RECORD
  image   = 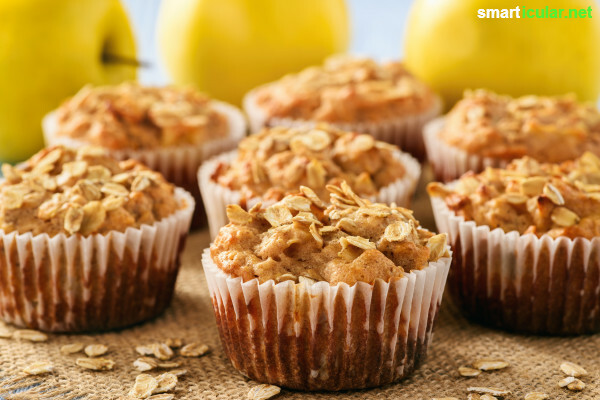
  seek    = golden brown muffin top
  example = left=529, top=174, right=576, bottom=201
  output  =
left=428, top=152, right=600, bottom=239
left=439, top=89, right=600, bottom=162
left=0, top=146, right=180, bottom=237
left=53, top=82, right=229, bottom=150
left=212, top=125, right=406, bottom=202
left=211, top=183, right=448, bottom=285
left=252, top=55, right=437, bottom=123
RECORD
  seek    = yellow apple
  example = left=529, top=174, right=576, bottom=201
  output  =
left=157, top=0, right=349, bottom=105
left=405, top=0, right=600, bottom=108
left=0, top=0, right=136, bottom=163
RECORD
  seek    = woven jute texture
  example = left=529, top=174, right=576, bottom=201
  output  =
left=0, top=169, right=599, bottom=399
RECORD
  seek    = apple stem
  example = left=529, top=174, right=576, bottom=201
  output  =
left=102, top=53, right=150, bottom=68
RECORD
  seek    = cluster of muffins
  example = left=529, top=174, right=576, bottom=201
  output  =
left=0, top=81, right=248, bottom=332
left=199, top=124, right=421, bottom=237
left=5, top=51, right=598, bottom=393
left=43, top=82, right=247, bottom=227
left=199, top=56, right=453, bottom=391
left=0, top=54, right=452, bottom=392
left=422, top=88, right=600, bottom=336
left=29, top=56, right=450, bottom=390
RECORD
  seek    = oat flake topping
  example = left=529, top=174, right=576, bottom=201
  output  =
left=211, top=182, right=448, bottom=285
left=253, top=55, right=437, bottom=123
left=439, top=89, right=600, bottom=162
left=53, top=82, right=229, bottom=149
left=213, top=124, right=406, bottom=202
left=0, top=146, right=179, bottom=237
left=428, top=152, right=600, bottom=239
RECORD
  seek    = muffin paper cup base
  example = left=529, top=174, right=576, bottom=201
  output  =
left=202, top=248, right=451, bottom=390
left=0, top=189, right=194, bottom=333
left=423, top=118, right=510, bottom=182
left=243, top=90, right=442, bottom=161
left=198, top=150, right=421, bottom=239
left=430, top=195, right=600, bottom=335
left=43, top=101, right=247, bottom=228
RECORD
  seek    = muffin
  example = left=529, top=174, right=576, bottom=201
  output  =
left=424, top=89, right=600, bottom=182
left=243, top=55, right=442, bottom=160
left=42, top=82, right=246, bottom=227
left=198, top=125, right=421, bottom=238
left=0, top=146, right=194, bottom=332
left=203, top=182, right=451, bottom=390
left=428, top=152, right=600, bottom=334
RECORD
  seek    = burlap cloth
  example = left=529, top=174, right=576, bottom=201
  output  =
left=1, top=168, right=599, bottom=400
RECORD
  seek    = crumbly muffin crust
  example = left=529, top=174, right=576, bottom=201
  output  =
left=428, top=152, right=600, bottom=239
left=52, top=82, right=229, bottom=149
left=0, top=146, right=180, bottom=237
left=211, top=183, right=448, bottom=285
left=439, top=89, right=600, bottom=162
left=212, top=125, right=406, bottom=202
left=252, top=55, right=437, bottom=123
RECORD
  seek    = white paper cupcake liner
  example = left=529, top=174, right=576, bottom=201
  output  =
left=0, top=188, right=194, bottom=333
left=43, top=101, right=247, bottom=227
left=243, top=88, right=442, bottom=161
left=202, top=246, right=451, bottom=390
left=423, top=117, right=511, bottom=182
left=430, top=194, right=600, bottom=335
left=198, top=150, right=421, bottom=239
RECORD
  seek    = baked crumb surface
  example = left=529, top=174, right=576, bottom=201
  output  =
left=0, top=146, right=179, bottom=237
left=213, top=125, right=406, bottom=202
left=428, top=152, right=600, bottom=239
left=53, top=83, right=229, bottom=149
left=211, top=183, right=448, bottom=285
left=253, top=55, right=437, bottom=123
left=439, top=89, right=600, bottom=162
